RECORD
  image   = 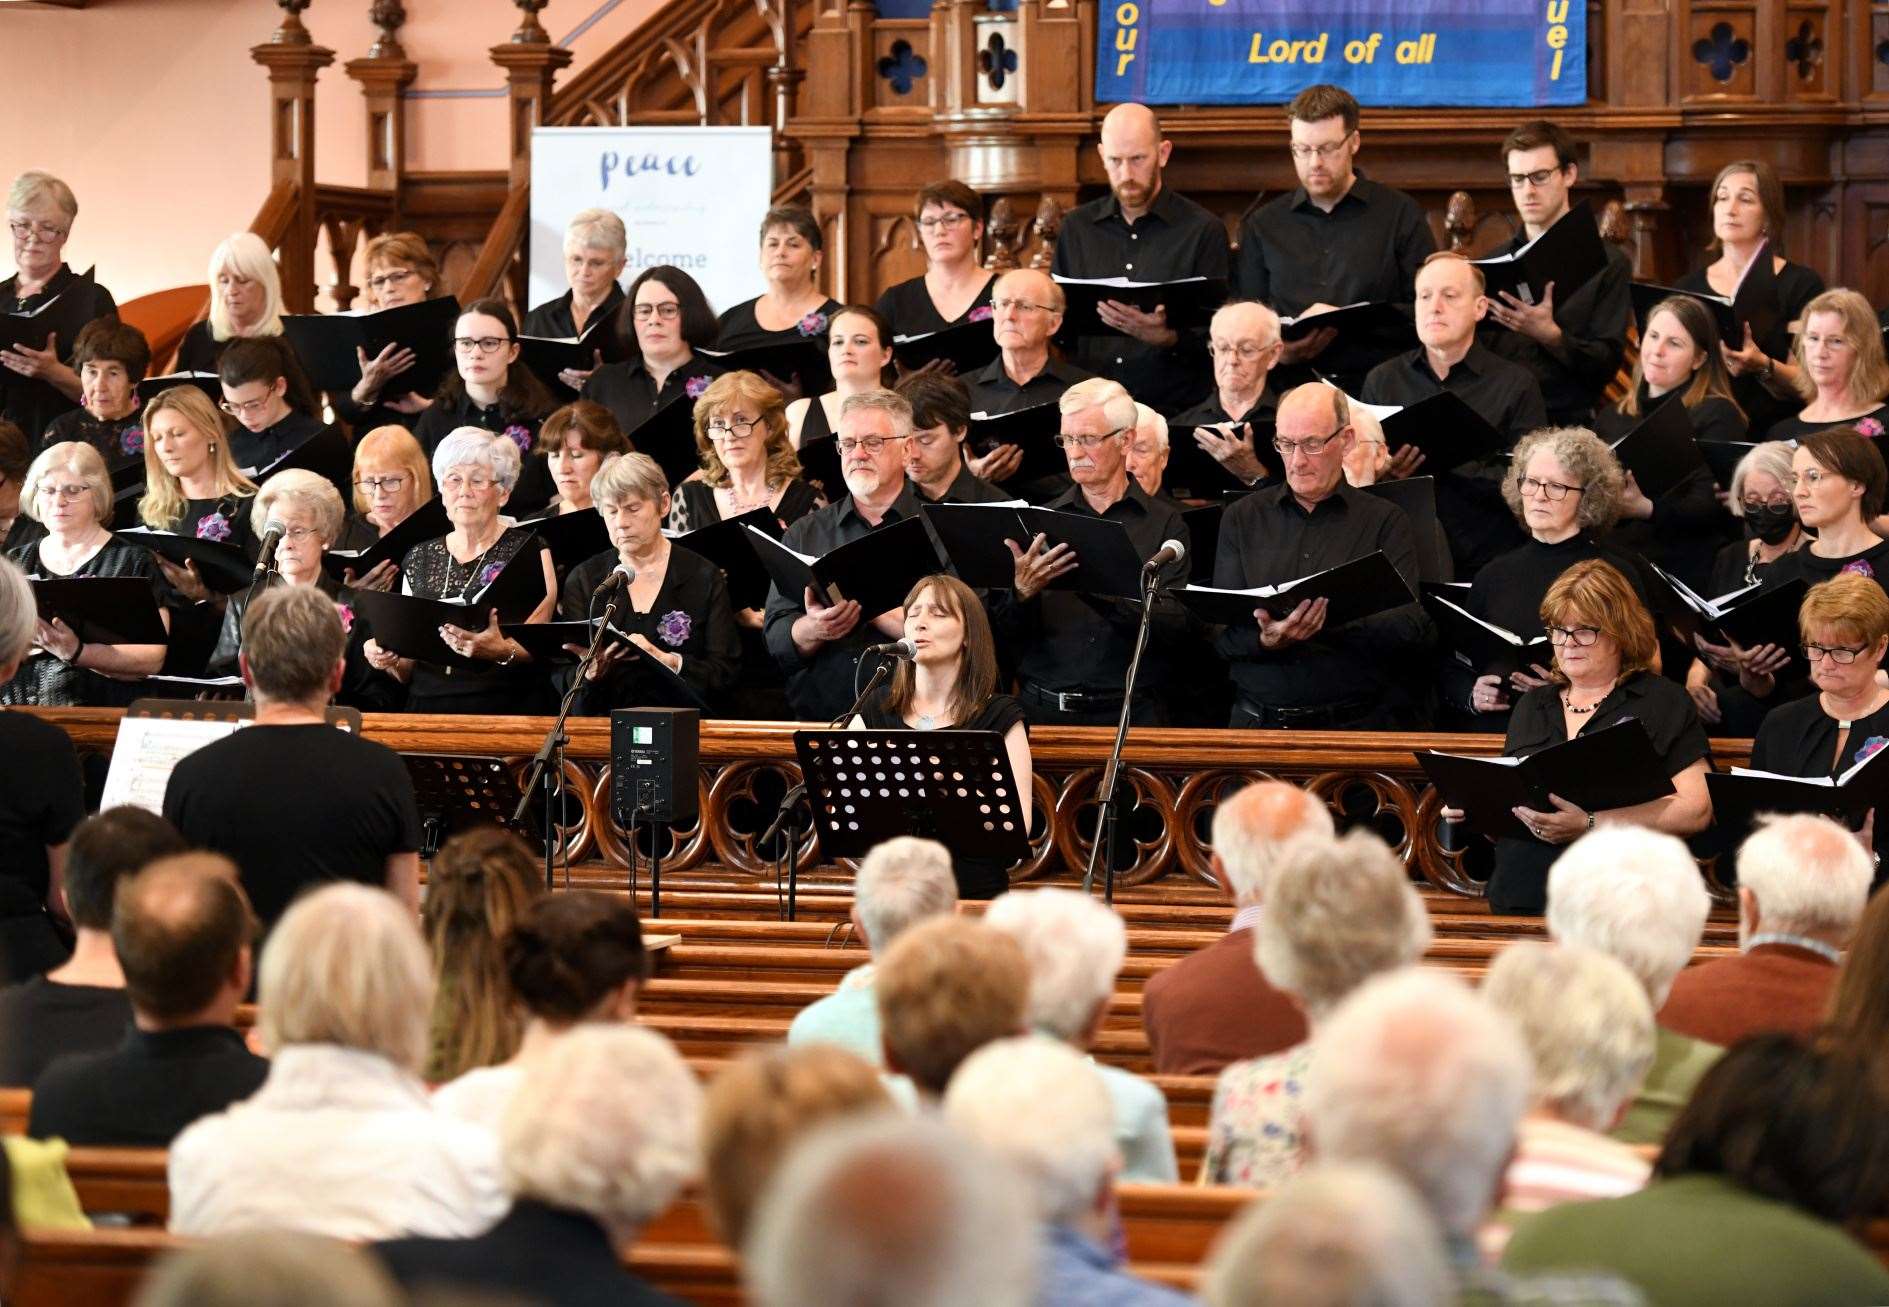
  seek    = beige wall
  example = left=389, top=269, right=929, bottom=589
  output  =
left=0, top=0, right=662, bottom=306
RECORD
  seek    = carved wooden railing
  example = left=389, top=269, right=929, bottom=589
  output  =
left=311, top=183, right=399, bottom=312
left=458, top=183, right=533, bottom=308
left=30, top=709, right=1755, bottom=901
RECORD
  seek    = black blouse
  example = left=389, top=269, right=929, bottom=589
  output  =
left=0, top=265, right=118, bottom=443
left=153, top=494, right=257, bottom=552
left=522, top=282, right=627, bottom=343
left=666, top=478, right=821, bottom=537
left=1763, top=537, right=1889, bottom=596
left=207, top=571, right=402, bottom=712
left=40, top=408, right=143, bottom=463
left=1674, top=260, right=1824, bottom=435
left=872, top=274, right=996, bottom=338
left=1750, top=693, right=1889, bottom=780
left=715, top=296, right=843, bottom=353
left=1765, top=402, right=1889, bottom=444
left=174, top=321, right=222, bottom=377
left=559, top=545, right=739, bottom=712
left=1, top=536, right=164, bottom=708
left=580, top=353, right=723, bottom=441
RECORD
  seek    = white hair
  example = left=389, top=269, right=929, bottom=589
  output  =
left=1201, top=1164, right=1453, bottom=1307
left=564, top=207, right=628, bottom=261
left=1736, top=814, right=1872, bottom=940
left=0, top=557, right=34, bottom=668
left=1546, top=826, right=1709, bottom=1006
left=1254, top=831, right=1432, bottom=1019
left=1057, top=376, right=1139, bottom=432
left=501, top=1025, right=702, bottom=1232
left=1210, top=299, right=1282, bottom=350
left=254, top=468, right=345, bottom=545
left=1728, top=441, right=1797, bottom=517
left=744, top=1113, right=1034, bottom=1307
left=1304, top=971, right=1530, bottom=1238
left=1133, top=402, right=1169, bottom=450
left=1210, top=782, right=1336, bottom=908
left=942, top=1036, right=1117, bottom=1225
left=837, top=388, right=913, bottom=439
left=982, top=888, right=1126, bottom=1042
left=854, top=837, right=958, bottom=955
left=1481, top=943, right=1655, bottom=1132
left=207, top=231, right=286, bottom=341
left=431, top=426, right=524, bottom=495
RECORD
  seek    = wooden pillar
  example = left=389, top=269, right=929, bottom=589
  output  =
left=346, top=2, right=417, bottom=193
left=251, top=2, right=334, bottom=314
left=490, top=18, right=573, bottom=189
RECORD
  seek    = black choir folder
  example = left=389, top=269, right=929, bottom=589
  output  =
left=700, top=339, right=831, bottom=396
left=1471, top=201, right=1610, bottom=306
left=1699, top=440, right=1759, bottom=492
left=1647, top=565, right=1808, bottom=654
left=1706, top=747, right=1889, bottom=837
left=498, top=619, right=704, bottom=709
left=518, top=318, right=622, bottom=398
left=624, top=397, right=703, bottom=491
left=1630, top=242, right=1780, bottom=349
left=1279, top=300, right=1411, bottom=346
left=1421, top=584, right=1549, bottom=678
left=517, top=507, right=610, bottom=572
left=115, top=527, right=255, bottom=594
left=281, top=295, right=461, bottom=401
left=892, top=321, right=1000, bottom=375
left=748, top=515, right=941, bottom=618
left=666, top=508, right=781, bottom=611
left=1608, top=393, right=1706, bottom=501
left=0, top=266, right=99, bottom=354
left=1173, top=551, right=1415, bottom=629
left=32, top=577, right=166, bottom=646
left=1368, top=391, right=1509, bottom=473
left=349, top=548, right=546, bottom=668
left=967, top=404, right=1066, bottom=488
left=1417, top=720, right=1675, bottom=843
left=1164, top=422, right=1277, bottom=502
left=320, top=498, right=451, bottom=583
left=1052, top=275, right=1228, bottom=337
left=921, top=501, right=1150, bottom=599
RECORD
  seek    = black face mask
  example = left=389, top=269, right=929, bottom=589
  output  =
left=1747, top=503, right=1797, bottom=545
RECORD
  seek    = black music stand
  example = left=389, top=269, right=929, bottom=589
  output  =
left=402, top=753, right=527, bottom=860
left=791, top=730, right=1031, bottom=905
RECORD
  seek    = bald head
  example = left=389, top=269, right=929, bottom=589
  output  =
left=1736, top=813, right=1873, bottom=946
left=1100, top=103, right=1163, bottom=148
left=1209, top=781, right=1336, bottom=907
left=1098, top=103, right=1170, bottom=218
left=113, top=853, right=254, bottom=1025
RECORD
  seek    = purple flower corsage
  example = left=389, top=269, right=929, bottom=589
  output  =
left=796, top=311, right=829, bottom=338
left=476, top=560, right=504, bottom=589
left=1844, top=559, right=1877, bottom=579
left=685, top=374, right=711, bottom=399
left=1857, top=736, right=1889, bottom=767
left=656, top=610, right=692, bottom=648
left=967, top=304, right=994, bottom=323
left=1859, top=417, right=1885, bottom=439
left=195, top=513, right=231, bottom=542
left=120, top=426, right=144, bottom=456
left=334, top=602, right=354, bottom=634
left=501, top=423, right=533, bottom=454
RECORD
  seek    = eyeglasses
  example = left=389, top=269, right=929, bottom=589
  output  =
left=1507, top=167, right=1565, bottom=189
left=1519, top=475, right=1585, bottom=501
left=1053, top=428, right=1128, bottom=449
left=837, top=436, right=908, bottom=454
left=1791, top=468, right=1833, bottom=487
left=441, top=473, right=497, bottom=492
left=1288, top=137, right=1353, bottom=161
left=365, top=268, right=415, bottom=293
left=917, top=212, right=972, bottom=233
left=8, top=219, right=67, bottom=243
left=993, top=297, right=1055, bottom=315
left=706, top=417, right=761, bottom=440
left=633, top=302, right=681, bottom=321
left=219, top=395, right=276, bottom=418
left=37, top=483, right=91, bottom=503
left=1804, top=642, right=1867, bottom=664
left=1546, top=625, right=1602, bottom=646
left=1740, top=495, right=1792, bottom=514
left=1272, top=432, right=1343, bottom=458
left=453, top=336, right=511, bottom=354
left=1208, top=341, right=1274, bottom=361
left=357, top=475, right=408, bottom=494
left=279, top=526, right=321, bottom=542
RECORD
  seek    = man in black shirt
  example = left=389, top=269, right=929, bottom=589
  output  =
left=1213, top=383, right=1432, bottom=728
left=1363, top=251, right=1548, bottom=575
left=1171, top=300, right=1286, bottom=489
left=1003, top=377, right=1189, bottom=725
left=1479, top=121, right=1632, bottom=426
left=1234, top=85, right=1435, bottom=386
left=30, top=853, right=268, bottom=1147
left=217, top=337, right=352, bottom=502
left=964, top=270, right=1092, bottom=416
left=898, top=373, right=1010, bottom=505
left=764, top=389, right=927, bottom=720
left=1051, top=104, right=1229, bottom=414
left=164, top=586, right=422, bottom=933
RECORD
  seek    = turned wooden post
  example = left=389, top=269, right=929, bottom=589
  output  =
left=491, top=1, right=573, bottom=189
left=251, top=0, right=334, bottom=313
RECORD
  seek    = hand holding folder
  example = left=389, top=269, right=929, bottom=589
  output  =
left=750, top=515, right=942, bottom=618
left=32, top=577, right=167, bottom=647
left=281, top=296, right=461, bottom=400
left=1706, top=745, right=1889, bottom=839
left=1052, top=275, right=1227, bottom=338
left=1417, top=720, right=1676, bottom=842
left=1174, top=551, right=1415, bottom=629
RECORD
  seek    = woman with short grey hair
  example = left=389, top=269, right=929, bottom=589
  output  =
left=3, top=170, right=118, bottom=442
left=521, top=208, right=630, bottom=392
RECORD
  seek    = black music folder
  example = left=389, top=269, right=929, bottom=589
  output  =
left=505, top=617, right=705, bottom=709
left=797, top=431, right=841, bottom=500
left=1180, top=502, right=1224, bottom=584
left=137, top=371, right=221, bottom=404
left=518, top=507, right=610, bottom=572
left=350, top=547, right=546, bottom=666
left=893, top=321, right=1000, bottom=374
left=1373, top=391, right=1510, bottom=473
left=967, top=404, right=1065, bottom=487
left=1052, top=275, right=1228, bottom=337
left=666, top=507, right=781, bottom=611
left=518, top=317, right=622, bottom=398
left=1706, top=747, right=1889, bottom=836
left=1278, top=301, right=1417, bottom=363
left=32, top=576, right=167, bottom=646
left=748, top=514, right=941, bottom=617
left=1698, top=440, right=1759, bottom=492
left=0, top=266, right=98, bottom=354
left=115, top=527, right=255, bottom=594
left=1165, top=422, right=1276, bottom=501
left=1472, top=200, right=1610, bottom=306
left=1631, top=246, right=1779, bottom=348
left=699, top=339, right=832, bottom=395
left=320, top=498, right=450, bottom=583
left=625, top=397, right=702, bottom=490
left=920, top=501, right=1149, bottom=599
left=280, top=295, right=460, bottom=400
left=109, top=456, right=145, bottom=505
left=1648, top=564, right=1807, bottom=652
left=1173, top=551, right=1415, bottom=629
left=1360, top=476, right=1446, bottom=583
left=1417, top=720, right=1676, bottom=843
left=1608, top=393, right=1706, bottom=501
left=1421, top=584, right=1549, bottom=677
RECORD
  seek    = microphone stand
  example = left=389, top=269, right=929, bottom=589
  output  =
left=1083, top=565, right=1164, bottom=905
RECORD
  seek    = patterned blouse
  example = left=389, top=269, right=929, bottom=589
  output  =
left=401, top=526, right=539, bottom=605
left=1204, top=1041, right=1313, bottom=1187
left=1, top=536, right=163, bottom=708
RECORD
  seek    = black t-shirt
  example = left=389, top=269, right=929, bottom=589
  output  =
left=1765, top=402, right=1889, bottom=444
left=0, top=711, right=85, bottom=915
left=1751, top=693, right=1889, bottom=780
left=1764, top=537, right=1889, bottom=595
left=0, top=978, right=131, bottom=1087
left=873, top=274, right=996, bottom=337
left=162, top=724, right=423, bottom=930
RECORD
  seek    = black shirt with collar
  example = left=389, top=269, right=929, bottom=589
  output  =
left=923, top=461, right=1012, bottom=505
left=28, top=1024, right=268, bottom=1148
left=1171, top=389, right=1278, bottom=430
left=1051, top=184, right=1230, bottom=414
left=231, top=409, right=352, bottom=503
left=0, top=264, right=118, bottom=444
left=1212, top=480, right=1432, bottom=714
left=1234, top=176, right=1435, bottom=319
left=1479, top=233, right=1633, bottom=426
left=1751, top=693, right=1889, bottom=780
left=521, top=282, right=627, bottom=343
left=763, top=482, right=929, bottom=721
left=964, top=354, right=1093, bottom=417
left=580, top=352, right=724, bottom=440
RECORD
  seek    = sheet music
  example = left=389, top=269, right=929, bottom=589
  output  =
left=100, top=716, right=245, bottom=814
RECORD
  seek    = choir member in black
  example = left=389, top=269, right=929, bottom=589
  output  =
left=522, top=208, right=628, bottom=393
left=1003, top=378, right=1189, bottom=726
left=1454, top=427, right=1637, bottom=730
left=786, top=307, right=896, bottom=478
left=2, top=441, right=167, bottom=707
left=580, top=265, right=722, bottom=441
left=1169, top=301, right=1284, bottom=490
left=362, top=427, right=558, bottom=715
left=42, top=319, right=148, bottom=463
left=1749, top=574, right=1889, bottom=791
left=896, top=373, right=1009, bottom=505
left=0, top=421, right=34, bottom=553
left=715, top=206, right=842, bottom=393
left=339, top=424, right=435, bottom=592
left=1593, top=295, right=1746, bottom=594
left=536, top=400, right=628, bottom=518
left=206, top=470, right=399, bottom=711
left=1675, top=160, right=1825, bottom=436
left=763, top=389, right=924, bottom=722
left=874, top=181, right=996, bottom=345
left=333, top=231, right=443, bottom=430
left=1449, top=559, right=1712, bottom=915
left=1766, top=289, right=1889, bottom=441
left=175, top=232, right=289, bottom=377
left=216, top=338, right=350, bottom=501
left=1362, top=251, right=1548, bottom=576
left=1233, top=86, right=1436, bottom=382
left=1, top=172, right=117, bottom=444
left=558, top=453, right=737, bottom=715
left=1480, top=122, right=1632, bottom=426
left=413, top=299, right=559, bottom=516
left=853, top=574, right=1032, bottom=900
left=137, top=385, right=259, bottom=600
left=1211, top=383, right=1430, bottom=730
left=1126, top=404, right=1169, bottom=499
left=1050, top=104, right=1229, bottom=415
left=964, top=269, right=1093, bottom=417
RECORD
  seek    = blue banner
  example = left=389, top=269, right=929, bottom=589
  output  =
left=1097, top=0, right=1584, bottom=108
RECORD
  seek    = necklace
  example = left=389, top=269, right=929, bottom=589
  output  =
left=721, top=480, right=774, bottom=514
left=915, top=713, right=937, bottom=730
left=1562, top=679, right=1616, bottom=716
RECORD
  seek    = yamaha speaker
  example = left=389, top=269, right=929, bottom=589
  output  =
left=610, top=708, right=700, bottom=825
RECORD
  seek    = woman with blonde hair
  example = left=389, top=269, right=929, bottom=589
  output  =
left=1768, top=288, right=1889, bottom=441
left=420, top=827, right=546, bottom=1084
left=176, top=232, right=290, bottom=376
left=137, top=385, right=258, bottom=608
left=669, top=370, right=819, bottom=536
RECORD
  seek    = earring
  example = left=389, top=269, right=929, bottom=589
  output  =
left=208, top=443, right=217, bottom=454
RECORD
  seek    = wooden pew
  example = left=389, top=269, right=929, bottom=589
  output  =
left=61, top=1148, right=169, bottom=1223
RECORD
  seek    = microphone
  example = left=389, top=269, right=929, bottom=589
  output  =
left=591, top=562, right=635, bottom=596
left=1143, top=538, right=1186, bottom=573
left=253, top=518, right=287, bottom=577
left=865, top=638, right=918, bottom=660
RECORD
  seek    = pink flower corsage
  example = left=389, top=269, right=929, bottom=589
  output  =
left=1858, top=417, right=1885, bottom=438
left=1856, top=736, right=1889, bottom=766
left=1844, top=559, right=1876, bottom=579
left=501, top=423, right=533, bottom=454
left=656, top=610, right=692, bottom=647
left=196, top=514, right=231, bottom=542
left=967, top=305, right=994, bottom=323
left=477, top=560, right=504, bottom=588
left=334, top=602, right=355, bottom=634
left=685, top=374, right=711, bottom=399
left=796, top=312, right=829, bottom=338
left=120, top=426, right=144, bottom=456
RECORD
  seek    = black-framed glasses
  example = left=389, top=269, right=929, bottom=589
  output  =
left=1546, top=625, right=1601, bottom=646
left=357, top=475, right=408, bottom=494
left=1053, top=427, right=1128, bottom=449
left=706, top=416, right=761, bottom=440
left=1519, top=475, right=1585, bottom=502
left=1507, top=167, right=1566, bottom=189
left=1272, top=432, right=1342, bottom=458
left=365, top=268, right=415, bottom=293
left=1804, top=642, right=1867, bottom=664
left=632, top=302, right=681, bottom=321
left=453, top=336, right=510, bottom=354
left=836, top=435, right=908, bottom=454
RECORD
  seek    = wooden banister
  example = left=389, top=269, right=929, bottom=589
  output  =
left=458, top=182, right=532, bottom=308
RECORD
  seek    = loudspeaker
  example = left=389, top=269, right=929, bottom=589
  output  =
left=610, top=708, right=700, bottom=825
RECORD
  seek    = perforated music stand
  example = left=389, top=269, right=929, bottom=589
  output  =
left=402, top=753, right=527, bottom=859
left=791, top=729, right=1032, bottom=866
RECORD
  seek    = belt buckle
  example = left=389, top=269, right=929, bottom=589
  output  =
left=1054, top=688, right=1078, bottom=711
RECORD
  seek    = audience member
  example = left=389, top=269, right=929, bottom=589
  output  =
left=985, top=887, right=1179, bottom=1182
left=421, top=826, right=546, bottom=1083
left=874, top=915, right=1028, bottom=1099
left=1545, top=825, right=1718, bottom=1144
left=0, top=805, right=182, bottom=1082
left=133, top=1230, right=406, bottom=1307
left=377, top=1025, right=702, bottom=1307
left=946, top=1037, right=1191, bottom=1306
left=1207, top=830, right=1431, bottom=1186
left=2, top=171, right=119, bottom=443
left=29, top=852, right=267, bottom=1146
left=787, top=835, right=957, bottom=1060
left=169, top=881, right=507, bottom=1239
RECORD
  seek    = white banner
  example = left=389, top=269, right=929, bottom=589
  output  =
left=528, top=126, right=775, bottom=321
